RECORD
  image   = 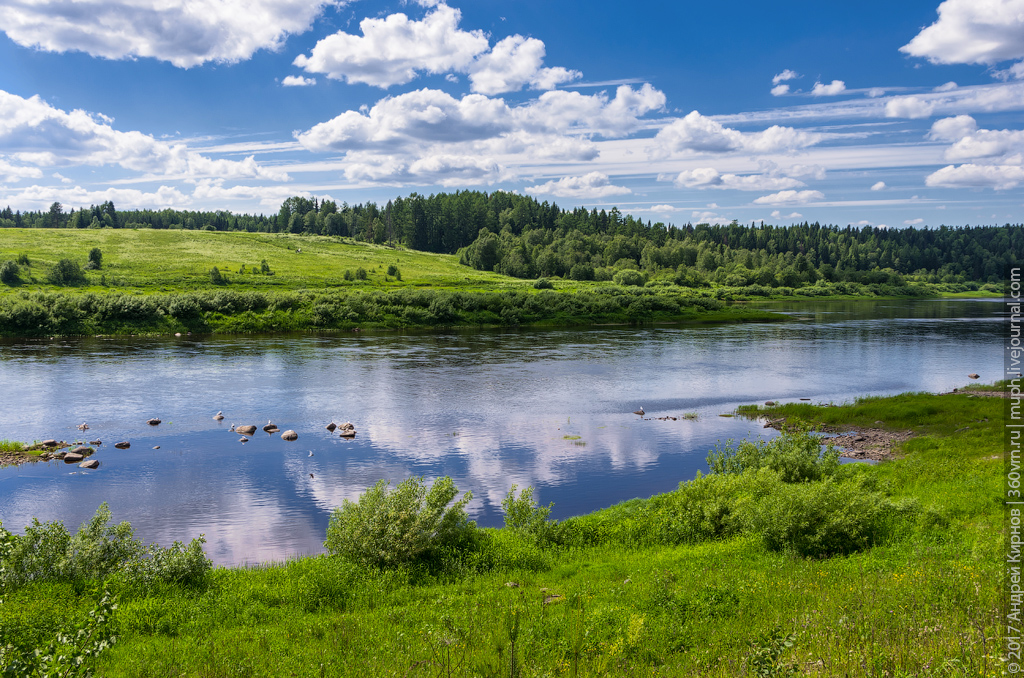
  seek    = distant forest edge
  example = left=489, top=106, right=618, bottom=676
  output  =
left=2, top=192, right=1021, bottom=288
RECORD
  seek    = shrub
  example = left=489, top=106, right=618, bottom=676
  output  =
left=48, top=259, right=86, bottom=286
left=260, top=259, right=271, bottom=274
left=15, top=253, right=29, bottom=266
left=706, top=430, right=840, bottom=483
left=209, top=266, right=226, bottom=285
left=533, top=277, right=553, bottom=289
left=324, top=476, right=475, bottom=569
left=501, top=485, right=555, bottom=544
left=613, top=269, right=645, bottom=287
left=386, top=264, right=401, bottom=280
left=355, top=267, right=368, bottom=281
left=0, top=260, right=19, bottom=285
left=88, top=248, right=102, bottom=269
left=343, top=269, right=354, bottom=281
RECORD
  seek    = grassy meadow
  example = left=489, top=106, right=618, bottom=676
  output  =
left=0, top=228, right=786, bottom=337
left=0, top=386, right=1005, bottom=676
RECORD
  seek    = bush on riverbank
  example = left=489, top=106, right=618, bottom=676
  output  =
left=0, top=286, right=776, bottom=337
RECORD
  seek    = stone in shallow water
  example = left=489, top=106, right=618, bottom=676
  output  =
left=281, top=430, right=298, bottom=441
left=79, top=459, right=99, bottom=469
left=63, top=452, right=84, bottom=463
left=114, top=441, right=130, bottom=449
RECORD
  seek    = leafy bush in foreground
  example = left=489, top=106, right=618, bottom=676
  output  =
left=325, top=476, right=475, bottom=569
left=706, top=429, right=841, bottom=483
left=0, top=503, right=211, bottom=590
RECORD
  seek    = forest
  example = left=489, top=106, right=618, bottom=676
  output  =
left=2, top=191, right=1020, bottom=290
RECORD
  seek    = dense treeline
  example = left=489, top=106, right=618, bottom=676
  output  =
left=3, top=192, right=1019, bottom=286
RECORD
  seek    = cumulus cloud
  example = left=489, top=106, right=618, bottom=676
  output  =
left=293, top=5, right=487, bottom=88
left=0, top=184, right=190, bottom=210
left=901, top=0, right=1024, bottom=66
left=752, top=189, right=824, bottom=205
left=650, top=111, right=821, bottom=157
left=772, top=69, right=800, bottom=85
left=884, top=95, right=936, bottom=118
left=935, top=81, right=959, bottom=92
left=926, top=163, right=1024, bottom=189
left=0, top=0, right=339, bottom=68
left=871, top=181, right=886, bottom=190
left=811, top=80, right=846, bottom=96
left=294, top=4, right=581, bottom=95
left=0, top=90, right=289, bottom=181
left=771, top=84, right=791, bottom=96
left=0, top=159, right=43, bottom=183
left=770, top=210, right=803, bottom=219
left=650, top=204, right=681, bottom=212
left=668, top=167, right=804, bottom=191
left=282, top=75, right=316, bottom=87
left=524, top=172, right=631, bottom=199
left=468, top=35, right=580, bottom=95
left=690, top=210, right=733, bottom=225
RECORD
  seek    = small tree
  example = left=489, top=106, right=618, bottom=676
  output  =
left=0, top=260, right=19, bottom=285
left=209, top=266, right=226, bottom=285
left=48, top=259, right=86, bottom=286
left=324, top=476, right=474, bottom=569
left=386, top=264, right=401, bottom=280
left=343, top=269, right=354, bottom=281
left=260, top=259, right=271, bottom=274
left=355, top=267, right=367, bottom=280
left=85, top=248, right=102, bottom=270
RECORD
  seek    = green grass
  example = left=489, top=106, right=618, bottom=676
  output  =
left=0, top=439, right=25, bottom=453
left=0, top=389, right=1005, bottom=676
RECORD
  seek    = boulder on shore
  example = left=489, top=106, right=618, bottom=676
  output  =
left=281, top=430, right=298, bottom=441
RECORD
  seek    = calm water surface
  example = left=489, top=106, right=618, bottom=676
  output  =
left=0, top=298, right=1004, bottom=565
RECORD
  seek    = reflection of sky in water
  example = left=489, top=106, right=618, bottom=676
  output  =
left=0, top=298, right=1004, bottom=565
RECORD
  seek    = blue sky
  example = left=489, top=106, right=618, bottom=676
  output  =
left=1, top=0, right=1023, bottom=228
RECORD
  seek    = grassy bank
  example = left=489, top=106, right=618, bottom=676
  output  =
left=0, top=228, right=991, bottom=338
left=0, top=386, right=1004, bottom=676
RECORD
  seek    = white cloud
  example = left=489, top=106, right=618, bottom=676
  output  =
left=772, top=69, right=800, bottom=85
left=770, top=210, right=803, bottom=219
left=901, top=0, right=1024, bottom=66
left=282, top=75, right=316, bottom=87
left=884, top=95, right=936, bottom=118
left=811, top=80, right=846, bottom=96
left=925, top=163, right=1024, bottom=189
left=524, top=172, right=631, bottom=199
left=928, top=114, right=979, bottom=141
left=867, top=87, right=886, bottom=98
left=468, top=35, right=580, bottom=95
left=518, top=84, right=665, bottom=137
left=690, top=210, right=733, bottom=225
left=191, top=180, right=310, bottom=206
left=52, top=172, right=72, bottom=184
left=0, top=0, right=339, bottom=68
left=650, top=204, right=680, bottom=212
left=294, top=5, right=580, bottom=95
left=752, top=189, right=824, bottom=205
left=0, top=159, right=43, bottom=183
left=650, top=111, right=821, bottom=157
left=934, top=81, right=959, bottom=92
left=0, top=184, right=190, bottom=210
left=0, top=90, right=288, bottom=182
left=871, top=181, right=886, bottom=190
left=669, top=167, right=804, bottom=191
left=904, top=218, right=924, bottom=224
left=771, top=84, right=790, bottom=96
left=294, top=5, right=488, bottom=88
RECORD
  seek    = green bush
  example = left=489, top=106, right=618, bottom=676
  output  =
left=48, top=258, right=86, bottom=286
left=15, top=253, right=29, bottom=266
left=501, top=485, right=555, bottom=544
left=706, top=430, right=841, bottom=483
left=209, top=266, right=226, bottom=285
left=355, top=267, right=368, bottom=280
left=613, top=269, right=645, bottom=287
left=0, top=260, right=19, bottom=285
left=386, top=264, right=401, bottom=280
left=0, top=504, right=211, bottom=589
left=87, top=248, right=102, bottom=269
left=343, top=269, right=354, bottom=281
left=324, top=476, right=475, bottom=569
left=533, top=277, right=553, bottom=289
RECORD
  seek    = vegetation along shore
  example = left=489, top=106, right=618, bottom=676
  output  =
left=0, top=191, right=1017, bottom=338
left=0, top=384, right=1004, bottom=675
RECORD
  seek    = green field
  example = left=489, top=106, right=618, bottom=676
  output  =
left=0, top=385, right=1005, bottom=676
left=0, top=229, right=788, bottom=337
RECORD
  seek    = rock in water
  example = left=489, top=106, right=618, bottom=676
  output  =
left=213, top=412, right=224, bottom=421
left=41, top=439, right=58, bottom=448
left=89, top=439, right=102, bottom=445
left=765, top=401, right=776, bottom=406
left=63, top=452, right=84, bottom=463
left=326, top=422, right=337, bottom=432
left=281, top=430, right=298, bottom=441
left=70, top=445, right=91, bottom=455
left=236, top=425, right=257, bottom=435
left=968, top=373, right=980, bottom=379
left=263, top=423, right=279, bottom=433
left=147, top=418, right=162, bottom=426
left=79, top=459, right=99, bottom=469
left=114, top=441, right=131, bottom=449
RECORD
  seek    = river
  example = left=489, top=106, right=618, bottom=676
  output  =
left=0, top=297, right=1004, bottom=565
